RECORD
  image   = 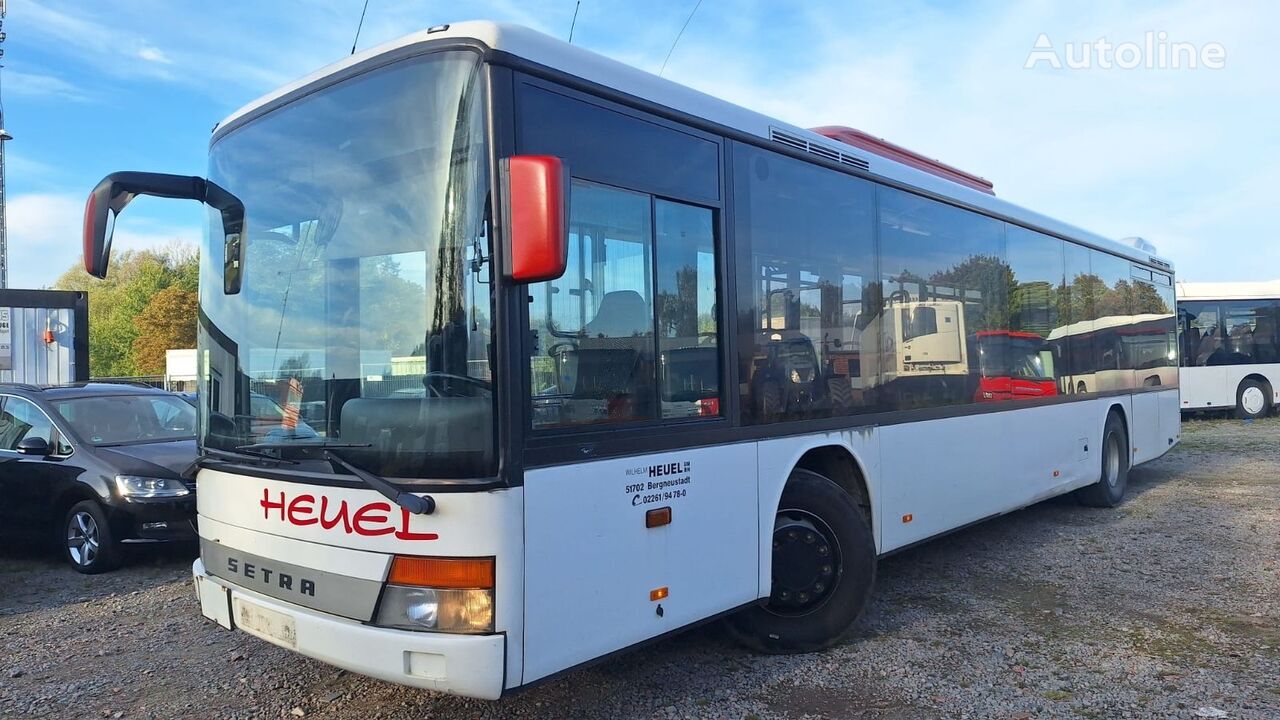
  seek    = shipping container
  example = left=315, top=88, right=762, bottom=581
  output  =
left=0, top=289, right=89, bottom=385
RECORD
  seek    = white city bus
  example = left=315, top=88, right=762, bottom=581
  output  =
left=82, top=22, right=1180, bottom=699
left=1177, top=280, right=1280, bottom=417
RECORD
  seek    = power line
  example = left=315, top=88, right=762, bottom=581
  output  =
left=659, top=0, right=703, bottom=77
left=568, top=1, right=581, bottom=44
left=351, top=0, right=371, bottom=55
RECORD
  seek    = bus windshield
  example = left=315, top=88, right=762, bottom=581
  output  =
left=197, top=51, right=494, bottom=479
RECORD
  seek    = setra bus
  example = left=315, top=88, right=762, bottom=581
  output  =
left=82, top=21, right=1180, bottom=699
left=1177, top=280, right=1280, bottom=418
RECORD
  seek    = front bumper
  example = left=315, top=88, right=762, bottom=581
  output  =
left=113, top=497, right=198, bottom=543
left=192, top=559, right=507, bottom=699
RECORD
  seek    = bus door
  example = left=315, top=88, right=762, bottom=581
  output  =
left=513, top=81, right=753, bottom=683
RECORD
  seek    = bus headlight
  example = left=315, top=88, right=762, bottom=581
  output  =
left=374, top=556, right=495, bottom=634
left=375, top=586, right=494, bottom=633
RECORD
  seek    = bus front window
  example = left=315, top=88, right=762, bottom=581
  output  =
left=197, top=51, right=494, bottom=479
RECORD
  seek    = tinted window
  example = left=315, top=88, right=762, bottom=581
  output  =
left=1222, top=299, right=1280, bottom=364
left=1058, top=243, right=1095, bottom=395
left=54, top=395, right=196, bottom=446
left=528, top=182, right=721, bottom=428
left=0, top=397, right=60, bottom=452
left=1179, top=300, right=1221, bottom=367
left=877, top=186, right=1006, bottom=409
left=732, top=143, right=878, bottom=423
left=1089, top=250, right=1135, bottom=391
left=517, top=83, right=719, bottom=203
left=1004, top=226, right=1065, bottom=401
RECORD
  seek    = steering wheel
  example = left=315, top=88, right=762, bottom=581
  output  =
left=422, top=372, right=492, bottom=398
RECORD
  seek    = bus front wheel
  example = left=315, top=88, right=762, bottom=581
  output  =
left=1236, top=379, right=1270, bottom=420
left=725, top=469, right=876, bottom=654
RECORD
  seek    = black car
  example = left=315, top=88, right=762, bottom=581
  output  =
left=0, top=383, right=198, bottom=573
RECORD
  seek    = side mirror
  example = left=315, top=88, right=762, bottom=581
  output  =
left=15, top=437, right=51, bottom=456
left=83, top=172, right=245, bottom=293
left=500, top=156, right=568, bottom=283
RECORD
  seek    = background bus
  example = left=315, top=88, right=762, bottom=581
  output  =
left=1178, top=280, right=1280, bottom=418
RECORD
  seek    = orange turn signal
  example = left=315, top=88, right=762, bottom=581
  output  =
left=902, top=514, right=913, bottom=524
left=650, top=586, right=669, bottom=601
left=646, top=507, right=672, bottom=528
left=389, top=556, right=494, bottom=589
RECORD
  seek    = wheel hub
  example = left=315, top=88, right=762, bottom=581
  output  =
left=67, top=511, right=99, bottom=566
left=769, top=511, right=840, bottom=615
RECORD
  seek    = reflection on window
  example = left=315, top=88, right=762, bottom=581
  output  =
left=0, top=398, right=56, bottom=451
left=198, top=52, right=494, bottom=479
left=732, top=144, right=878, bottom=423
left=529, top=182, right=721, bottom=428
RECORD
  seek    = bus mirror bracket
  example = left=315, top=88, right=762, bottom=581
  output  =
left=83, top=171, right=246, bottom=294
left=500, top=155, right=568, bottom=284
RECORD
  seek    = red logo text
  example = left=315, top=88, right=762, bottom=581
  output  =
left=260, top=488, right=439, bottom=541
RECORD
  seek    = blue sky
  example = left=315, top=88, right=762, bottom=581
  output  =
left=7, top=0, right=1277, bottom=288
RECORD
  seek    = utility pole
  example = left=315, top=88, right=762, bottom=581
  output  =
left=0, top=0, right=10, bottom=289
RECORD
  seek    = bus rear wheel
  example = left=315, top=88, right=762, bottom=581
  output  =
left=1075, top=411, right=1129, bottom=508
left=725, top=469, right=875, bottom=654
left=1236, top=379, right=1270, bottom=419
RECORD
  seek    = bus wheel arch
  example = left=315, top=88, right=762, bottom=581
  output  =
left=794, top=445, right=873, bottom=528
left=1236, top=375, right=1272, bottom=419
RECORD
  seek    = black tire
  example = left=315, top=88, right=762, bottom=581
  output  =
left=1235, top=379, right=1270, bottom=420
left=63, top=500, right=121, bottom=574
left=1075, top=412, right=1129, bottom=508
left=725, top=469, right=876, bottom=653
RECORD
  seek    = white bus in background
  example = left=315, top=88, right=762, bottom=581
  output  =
left=82, top=22, right=1180, bottom=699
left=1178, top=280, right=1280, bottom=418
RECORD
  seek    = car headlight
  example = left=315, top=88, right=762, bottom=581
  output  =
left=114, top=475, right=191, bottom=499
left=375, top=586, right=494, bottom=634
left=373, top=556, right=494, bottom=634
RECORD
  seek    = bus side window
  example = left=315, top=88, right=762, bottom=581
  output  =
left=731, top=143, right=878, bottom=424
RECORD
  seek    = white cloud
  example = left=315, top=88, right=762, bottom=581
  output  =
left=4, top=70, right=91, bottom=103
left=137, top=45, right=172, bottom=64
left=6, top=193, right=197, bottom=290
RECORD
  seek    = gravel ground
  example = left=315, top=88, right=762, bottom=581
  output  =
left=1, top=417, right=1277, bottom=720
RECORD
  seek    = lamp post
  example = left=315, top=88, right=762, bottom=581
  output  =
left=0, top=126, right=10, bottom=289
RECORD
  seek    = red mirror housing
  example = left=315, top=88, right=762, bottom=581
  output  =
left=501, top=155, right=568, bottom=283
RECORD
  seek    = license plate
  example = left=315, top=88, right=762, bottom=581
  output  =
left=233, top=597, right=298, bottom=649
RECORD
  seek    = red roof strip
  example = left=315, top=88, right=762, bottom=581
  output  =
left=809, top=125, right=995, bottom=195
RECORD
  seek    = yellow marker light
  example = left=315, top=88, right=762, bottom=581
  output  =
left=389, top=556, right=494, bottom=589
left=901, top=514, right=913, bottom=524
left=650, top=587, right=669, bottom=601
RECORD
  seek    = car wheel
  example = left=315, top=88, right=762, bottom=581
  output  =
left=1236, top=379, right=1270, bottom=420
left=725, top=469, right=876, bottom=653
left=64, top=500, right=121, bottom=574
left=1075, top=411, right=1129, bottom=508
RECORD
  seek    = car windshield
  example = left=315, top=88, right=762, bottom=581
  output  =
left=54, top=395, right=196, bottom=446
left=198, top=51, right=494, bottom=479
left=979, top=334, right=1052, bottom=380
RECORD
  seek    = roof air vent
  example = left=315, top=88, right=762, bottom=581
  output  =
left=769, top=128, right=871, bottom=171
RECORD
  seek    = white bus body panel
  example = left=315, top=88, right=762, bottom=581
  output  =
left=522, top=444, right=758, bottom=683
left=1179, top=364, right=1280, bottom=411
left=195, top=469, right=525, bottom=693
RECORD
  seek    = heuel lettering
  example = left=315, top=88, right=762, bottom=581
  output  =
left=260, top=489, right=438, bottom=540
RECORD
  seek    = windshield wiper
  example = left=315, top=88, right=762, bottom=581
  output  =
left=235, top=440, right=373, bottom=453
left=207, top=446, right=300, bottom=466
left=323, top=450, right=435, bottom=516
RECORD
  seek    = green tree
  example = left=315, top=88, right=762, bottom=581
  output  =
left=53, top=245, right=200, bottom=377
